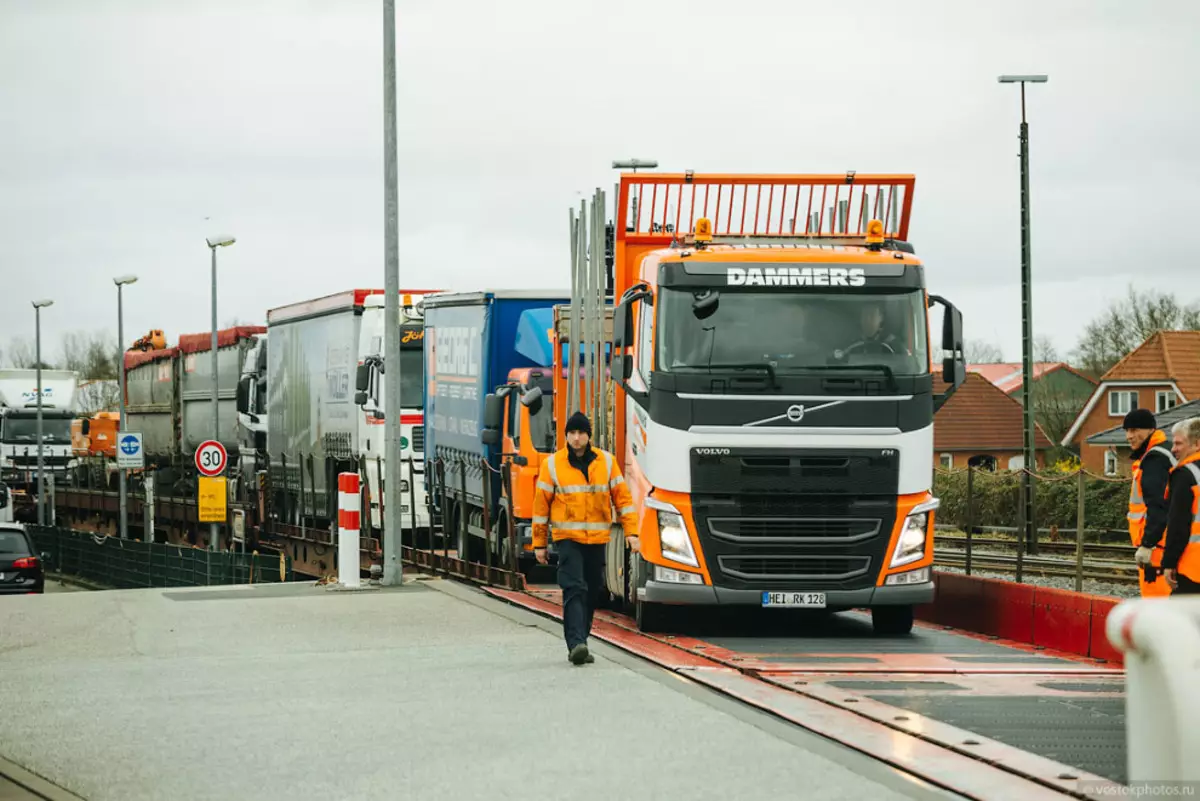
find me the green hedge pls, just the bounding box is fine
[932,469,1129,538]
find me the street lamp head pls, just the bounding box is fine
[206,234,236,248]
[114,274,138,286]
[612,159,658,170]
[32,299,53,309]
[998,75,1048,83]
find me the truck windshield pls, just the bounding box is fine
[656,287,929,377]
[399,348,423,409]
[2,416,73,444]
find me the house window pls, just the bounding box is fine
[1156,390,1178,413]
[939,453,952,469]
[1104,450,1118,476]
[1108,390,1137,416]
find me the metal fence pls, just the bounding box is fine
[29,525,294,589]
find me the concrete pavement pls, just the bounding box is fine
[0,577,963,801]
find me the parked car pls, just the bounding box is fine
[0,524,45,595]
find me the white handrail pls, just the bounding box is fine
[1106,597,1200,783]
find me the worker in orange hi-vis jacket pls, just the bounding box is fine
[1124,409,1175,597]
[532,411,640,666]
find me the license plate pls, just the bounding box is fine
[762,591,826,608]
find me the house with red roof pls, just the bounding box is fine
[1060,331,1200,476]
[968,362,1097,452]
[935,373,1054,471]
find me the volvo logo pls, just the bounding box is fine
[695,448,731,456]
[745,400,845,427]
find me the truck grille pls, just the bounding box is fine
[718,555,871,581]
[707,517,880,544]
[691,494,897,591]
[410,426,424,453]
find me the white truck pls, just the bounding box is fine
[263,289,436,538]
[0,369,80,510]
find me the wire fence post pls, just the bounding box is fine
[1075,468,1086,593]
[965,466,975,576]
[1015,477,1026,584]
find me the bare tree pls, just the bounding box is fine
[1034,335,1060,362]
[4,337,38,368]
[964,339,1004,363]
[1072,286,1200,377]
[76,380,121,414]
[60,331,118,380]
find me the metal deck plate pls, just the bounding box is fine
[869,694,1127,784]
[827,680,968,691]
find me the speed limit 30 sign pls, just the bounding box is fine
[195,440,228,477]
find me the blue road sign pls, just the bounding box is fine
[116,431,144,469]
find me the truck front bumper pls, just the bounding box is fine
[639,580,934,607]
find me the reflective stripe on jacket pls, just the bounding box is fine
[1168,455,1200,580]
[531,447,638,548]
[1129,430,1176,548]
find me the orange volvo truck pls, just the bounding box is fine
[566,171,964,633]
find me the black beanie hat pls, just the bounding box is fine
[565,411,592,436]
[1123,408,1157,430]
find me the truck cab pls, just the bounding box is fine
[354,291,437,533]
[480,368,556,561]
[597,172,965,634]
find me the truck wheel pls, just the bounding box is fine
[631,554,670,633]
[871,605,914,636]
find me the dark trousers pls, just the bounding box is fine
[556,539,606,650]
[1173,573,1200,595]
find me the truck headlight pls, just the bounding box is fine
[646,497,699,568]
[890,499,938,569]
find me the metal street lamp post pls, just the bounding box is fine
[114,275,138,539]
[999,74,1048,555]
[32,299,53,527]
[206,234,235,551]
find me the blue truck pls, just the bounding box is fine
[422,290,569,563]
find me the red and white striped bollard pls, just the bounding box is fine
[337,472,361,589]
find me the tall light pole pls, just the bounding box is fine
[206,234,235,551]
[114,275,138,540]
[999,74,1047,554]
[32,299,53,527]
[381,0,403,586]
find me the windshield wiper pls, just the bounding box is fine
[689,362,779,388]
[810,363,896,390]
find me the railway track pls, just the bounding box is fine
[934,534,1132,559]
[933,548,1139,584]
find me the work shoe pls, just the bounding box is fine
[569,643,590,665]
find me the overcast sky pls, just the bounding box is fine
[2,0,1197,366]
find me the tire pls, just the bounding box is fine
[871,605,914,636]
[631,554,670,633]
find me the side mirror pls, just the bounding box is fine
[81,419,91,436]
[613,354,633,381]
[483,393,504,431]
[355,364,370,392]
[929,294,965,388]
[612,301,634,349]
[236,376,251,414]
[354,391,368,406]
[481,428,501,446]
[519,386,543,414]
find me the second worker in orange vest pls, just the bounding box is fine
[1163,416,1200,595]
[533,411,640,666]
[1124,408,1175,598]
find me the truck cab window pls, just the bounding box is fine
[508,391,521,449]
